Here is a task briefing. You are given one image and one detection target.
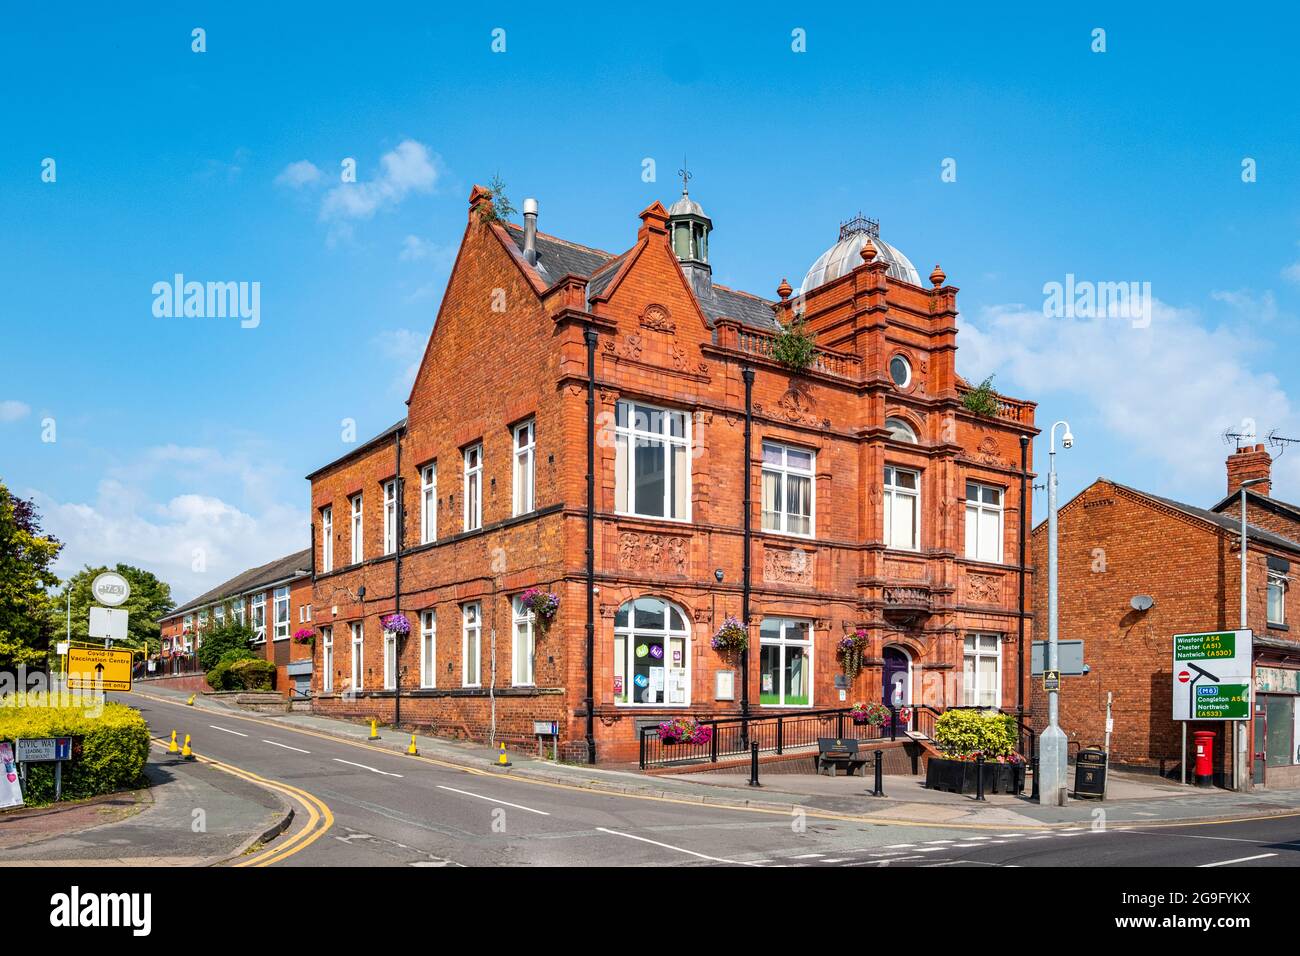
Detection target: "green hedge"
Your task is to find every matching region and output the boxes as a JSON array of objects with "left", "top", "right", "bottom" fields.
[
  {"left": 933, "top": 709, "right": 1019, "bottom": 758},
  {"left": 0, "top": 693, "right": 151, "bottom": 804},
  {"left": 209, "top": 655, "right": 275, "bottom": 691}
]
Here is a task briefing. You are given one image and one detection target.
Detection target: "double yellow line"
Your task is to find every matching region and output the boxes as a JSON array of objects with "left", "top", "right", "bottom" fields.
[{"left": 149, "top": 738, "right": 333, "bottom": 866}]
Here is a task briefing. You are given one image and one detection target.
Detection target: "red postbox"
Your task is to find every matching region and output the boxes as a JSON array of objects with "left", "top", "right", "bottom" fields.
[{"left": 1194, "top": 730, "right": 1215, "bottom": 786}]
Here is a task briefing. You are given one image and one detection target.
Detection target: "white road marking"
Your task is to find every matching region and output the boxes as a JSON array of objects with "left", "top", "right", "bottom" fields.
[
  {"left": 995, "top": 833, "right": 1024, "bottom": 837},
  {"left": 208, "top": 724, "right": 248, "bottom": 737},
  {"left": 923, "top": 839, "right": 954, "bottom": 844},
  {"left": 1198, "top": 853, "right": 1277, "bottom": 868},
  {"left": 791, "top": 852, "right": 825, "bottom": 859},
  {"left": 1024, "top": 836, "right": 1052, "bottom": 840},
  {"left": 883, "top": 843, "right": 916, "bottom": 849},
  {"left": 333, "top": 758, "right": 403, "bottom": 777},
  {"left": 436, "top": 785, "right": 548, "bottom": 815},
  {"left": 263, "top": 739, "right": 310, "bottom": 753},
  {"left": 595, "top": 827, "right": 762, "bottom": 866},
  {"left": 821, "top": 858, "right": 848, "bottom": 863},
  {"left": 914, "top": 847, "right": 947, "bottom": 853}
]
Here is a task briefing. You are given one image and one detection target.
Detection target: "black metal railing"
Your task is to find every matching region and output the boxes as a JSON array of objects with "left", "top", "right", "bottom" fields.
[{"left": 640, "top": 704, "right": 915, "bottom": 770}]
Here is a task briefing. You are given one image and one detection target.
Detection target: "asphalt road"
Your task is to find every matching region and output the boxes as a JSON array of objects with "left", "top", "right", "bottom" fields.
[{"left": 118, "top": 691, "right": 1300, "bottom": 868}]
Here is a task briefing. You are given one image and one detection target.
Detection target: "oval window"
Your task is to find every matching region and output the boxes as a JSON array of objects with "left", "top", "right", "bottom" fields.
[{"left": 889, "top": 355, "right": 912, "bottom": 388}]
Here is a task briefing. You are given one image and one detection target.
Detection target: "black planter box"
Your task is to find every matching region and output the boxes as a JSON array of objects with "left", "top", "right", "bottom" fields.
[{"left": 925, "top": 756, "right": 1025, "bottom": 794}]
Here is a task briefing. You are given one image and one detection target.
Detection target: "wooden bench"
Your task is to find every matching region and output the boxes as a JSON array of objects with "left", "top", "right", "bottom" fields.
[{"left": 814, "top": 737, "right": 870, "bottom": 777}]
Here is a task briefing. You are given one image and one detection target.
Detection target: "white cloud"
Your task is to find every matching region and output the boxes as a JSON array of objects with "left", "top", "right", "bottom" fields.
[
  {"left": 372, "top": 329, "right": 428, "bottom": 395},
  {"left": 30, "top": 443, "right": 305, "bottom": 604},
  {"left": 959, "top": 296, "right": 1299, "bottom": 492},
  {"left": 275, "top": 159, "right": 323, "bottom": 188},
  {"left": 399, "top": 234, "right": 441, "bottom": 262},
  {"left": 1283, "top": 261, "right": 1300, "bottom": 284},
  {"left": 0, "top": 400, "right": 31, "bottom": 422},
  {"left": 1211, "top": 288, "right": 1279, "bottom": 323},
  {"left": 320, "top": 140, "right": 439, "bottom": 223}
]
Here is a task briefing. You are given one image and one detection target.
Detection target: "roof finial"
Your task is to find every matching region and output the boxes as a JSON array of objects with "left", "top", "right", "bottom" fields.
[
  {"left": 929, "top": 263, "right": 946, "bottom": 288},
  {"left": 677, "top": 158, "right": 693, "bottom": 195}
]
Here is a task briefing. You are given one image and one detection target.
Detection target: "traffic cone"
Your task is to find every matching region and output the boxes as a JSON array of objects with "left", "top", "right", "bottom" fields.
[
  {"left": 168, "top": 730, "right": 179, "bottom": 754},
  {"left": 406, "top": 733, "right": 419, "bottom": 756},
  {"left": 181, "top": 734, "right": 194, "bottom": 760},
  {"left": 186, "top": 694, "right": 195, "bottom": 706},
  {"left": 497, "top": 742, "right": 511, "bottom": 767},
  {"left": 368, "top": 718, "right": 380, "bottom": 741}
]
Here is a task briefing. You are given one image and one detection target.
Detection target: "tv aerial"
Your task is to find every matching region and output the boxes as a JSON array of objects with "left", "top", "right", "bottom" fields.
[
  {"left": 1221, "top": 426, "right": 1255, "bottom": 447},
  {"left": 1266, "top": 429, "right": 1300, "bottom": 458}
]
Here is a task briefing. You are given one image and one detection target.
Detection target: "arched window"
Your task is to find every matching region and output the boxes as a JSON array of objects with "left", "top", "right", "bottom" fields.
[
  {"left": 885, "top": 417, "right": 917, "bottom": 443},
  {"left": 613, "top": 597, "right": 690, "bottom": 706}
]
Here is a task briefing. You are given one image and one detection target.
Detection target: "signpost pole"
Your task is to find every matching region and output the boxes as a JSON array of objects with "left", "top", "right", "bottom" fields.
[
  {"left": 1040, "top": 422, "right": 1073, "bottom": 806},
  {"left": 1236, "top": 480, "right": 1266, "bottom": 791}
]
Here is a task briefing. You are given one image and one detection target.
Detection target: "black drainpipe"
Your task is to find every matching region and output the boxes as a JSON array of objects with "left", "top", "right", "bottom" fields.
[
  {"left": 394, "top": 428, "right": 404, "bottom": 729},
  {"left": 1017, "top": 434, "right": 1029, "bottom": 722},
  {"left": 584, "top": 326, "right": 599, "bottom": 764},
  {"left": 741, "top": 367, "right": 755, "bottom": 731}
]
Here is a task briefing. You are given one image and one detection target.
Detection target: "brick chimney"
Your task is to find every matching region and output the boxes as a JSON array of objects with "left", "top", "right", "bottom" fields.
[{"left": 1227, "top": 443, "right": 1272, "bottom": 497}]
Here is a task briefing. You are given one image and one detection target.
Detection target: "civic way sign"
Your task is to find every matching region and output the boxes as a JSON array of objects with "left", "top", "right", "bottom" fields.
[
  {"left": 1172, "top": 629, "right": 1252, "bottom": 721},
  {"left": 66, "top": 646, "right": 133, "bottom": 692}
]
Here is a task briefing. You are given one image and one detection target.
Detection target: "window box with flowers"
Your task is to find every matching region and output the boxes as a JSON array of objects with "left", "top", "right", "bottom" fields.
[
  {"left": 657, "top": 716, "right": 713, "bottom": 746},
  {"left": 292, "top": 628, "right": 316, "bottom": 648}
]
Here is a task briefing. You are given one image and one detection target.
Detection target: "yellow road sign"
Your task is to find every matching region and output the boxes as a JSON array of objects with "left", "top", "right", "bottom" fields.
[{"left": 66, "top": 646, "right": 133, "bottom": 691}]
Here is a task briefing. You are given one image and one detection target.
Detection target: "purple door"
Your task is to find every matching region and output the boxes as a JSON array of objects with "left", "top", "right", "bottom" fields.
[{"left": 882, "top": 646, "right": 910, "bottom": 733}]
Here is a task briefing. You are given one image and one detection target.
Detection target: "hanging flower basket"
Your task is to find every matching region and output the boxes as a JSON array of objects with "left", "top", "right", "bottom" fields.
[
  {"left": 837, "top": 629, "right": 869, "bottom": 681},
  {"left": 849, "top": 701, "right": 889, "bottom": 726},
  {"left": 657, "top": 716, "right": 713, "bottom": 746},
  {"left": 519, "top": 587, "right": 560, "bottom": 635},
  {"left": 710, "top": 616, "right": 748, "bottom": 654},
  {"left": 292, "top": 628, "right": 316, "bottom": 647},
  {"left": 381, "top": 613, "right": 412, "bottom": 637}
]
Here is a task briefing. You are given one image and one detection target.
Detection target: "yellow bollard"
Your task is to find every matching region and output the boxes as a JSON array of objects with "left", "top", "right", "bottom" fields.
[
  {"left": 368, "top": 718, "right": 380, "bottom": 741},
  {"left": 406, "top": 733, "right": 419, "bottom": 756},
  {"left": 181, "top": 734, "right": 194, "bottom": 760},
  {"left": 168, "top": 730, "right": 179, "bottom": 754},
  {"left": 186, "top": 694, "right": 195, "bottom": 706},
  {"left": 497, "top": 742, "right": 511, "bottom": 767}
]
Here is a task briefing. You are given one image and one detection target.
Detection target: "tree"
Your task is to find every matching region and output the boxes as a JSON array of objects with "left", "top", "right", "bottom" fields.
[
  {"left": 196, "top": 618, "right": 256, "bottom": 672},
  {"left": 54, "top": 564, "right": 175, "bottom": 656},
  {"left": 0, "top": 480, "right": 63, "bottom": 669}
]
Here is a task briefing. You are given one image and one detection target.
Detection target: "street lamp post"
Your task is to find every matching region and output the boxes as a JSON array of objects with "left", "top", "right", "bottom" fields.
[
  {"left": 1041, "top": 420, "right": 1074, "bottom": 806},
  {"left": 1237, "top": 476, "right": 1267, "bottom": 792}
]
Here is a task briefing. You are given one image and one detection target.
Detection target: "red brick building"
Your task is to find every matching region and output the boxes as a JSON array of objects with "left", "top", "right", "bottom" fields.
[
  {"left": 157, "top": 550, "right": 314, "bottom": 697},
  {"left": 1028, "top": 445, "right": 1300, "bottom": 788},
  {"left": 306, "top": 182, "right": 1038, "bottom": 762}
]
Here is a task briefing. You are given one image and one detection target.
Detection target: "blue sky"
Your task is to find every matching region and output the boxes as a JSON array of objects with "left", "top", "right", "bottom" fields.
[{"left": 3, "top": 3, "right": 1299, "bottom": 602}]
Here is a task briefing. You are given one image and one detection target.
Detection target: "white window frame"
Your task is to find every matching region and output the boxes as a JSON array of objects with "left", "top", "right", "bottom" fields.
[
  {"left": 883, "top": 465, "right": 921, "bottom": 552},
  {"left": 350, "top": 494, "right": 363, "bottom": 564},
  {"left": 1268, "top": 571, "right": 1288, "bottom": 626},
  {"left": 511, "top": 596, "right": 535, "bottom": 687},
  {"left": 513, "top": 420, "right": 536, "bottom": 516},
  {"left": 232, "top": 601, "right": 245, "bottom": 626},
  {"left": 322, "top": 626, "right": 334, "bottom": 692},
  {"left": 183, "top": 614, "right": 193, "bottom": 633},
  {"left": 614, "top": 400, "right": 692, "bottom": 521},
  {"left": 464, "top": 444, "right": 483, "bottom": 532},
  {"left": 383, "top": 628, "right": 397, "bottom": 691},
  {"left": 964, "top": 480, "right": 1004, "bottom": 564},
  {"left": 421, "top": 463, "right": 437, "bottom": 544},
  {"left": 382, "top": 480, "right": 397, "bottom": 555},
  {"left": 251, "top": 594, "right": 266, "bottom": 643},
  {"left": 889, "top": 354, "right": 912, "bottom": 389},
  {"left": 761, "top": 440, "right": 815, "bottom": 538},
  {"left": 214, "top": 605, "right": 225, "bottom": 626},
  {"left": 462, "top": 602, "right": 482, "bottom": 687},
  {"left": 420, "top": 610, "right": 436, "bottom": 688},
  {"left": 273, "top": 585, "right": 290, "bottom": 640},
  {"left": 885, "top": 417, "right": 917, "bottom": 443},
  {"left": 758, "top": 617, "right": 814, "bottom": 708},
  {"left": 612, "top": 597, "right": 691, "bottom": 707},
  {"left": 350, "top": 622, "right": 364, "bottom": 692},
  {"left": 962, "top": 633, "right": 1002, "bottom": 708},
  {"left": 321, "top": 505, "right": 333, "bottom": 573}
]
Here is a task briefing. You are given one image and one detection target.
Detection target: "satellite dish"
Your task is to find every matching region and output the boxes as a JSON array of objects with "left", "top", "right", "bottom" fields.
[{"left": 1130, "top": 594, "right": 1154, "bottom": 611}]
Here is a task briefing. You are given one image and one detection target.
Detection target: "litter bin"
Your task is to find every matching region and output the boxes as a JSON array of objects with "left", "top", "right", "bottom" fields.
[{"left": 1073, "top": 748, "right": 1107, "bottom": 799}]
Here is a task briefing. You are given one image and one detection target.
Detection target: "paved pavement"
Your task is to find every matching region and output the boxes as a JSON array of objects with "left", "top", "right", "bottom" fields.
[{"left": 100, "top": 686, "right": 1300, "bottom": 867}]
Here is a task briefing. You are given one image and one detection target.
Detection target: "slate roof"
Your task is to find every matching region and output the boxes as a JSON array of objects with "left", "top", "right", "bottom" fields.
[
  {"left": 1104, "top": 480, "right": 1300, "bottom": 555},
  {"left": 162, "top": 549, "right": 312, "bottom": 621},
  {"left": 504, "top": 223, "right": 615, "bottom": 286}
]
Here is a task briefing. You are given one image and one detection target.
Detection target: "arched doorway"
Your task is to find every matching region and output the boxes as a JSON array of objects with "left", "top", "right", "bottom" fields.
[{"left": 882, "top": 645, "right": 912, "bottom": 708}]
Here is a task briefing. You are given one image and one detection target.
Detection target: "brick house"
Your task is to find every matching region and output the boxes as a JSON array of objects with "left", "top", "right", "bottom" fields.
[
  {"left": 1028, "top": 445, "right": 1300, "bottom": 788},
  {"left": 305, "top": 181, "right": 1038, "bottom": 763},
  {"left": 158, "top": 549, "right": 314, "bottom": 696}
]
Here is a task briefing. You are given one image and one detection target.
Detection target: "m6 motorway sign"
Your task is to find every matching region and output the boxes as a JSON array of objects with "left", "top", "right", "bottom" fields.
[{"left": 1172, "top": 629, "right": 1251, "bottom": 721}]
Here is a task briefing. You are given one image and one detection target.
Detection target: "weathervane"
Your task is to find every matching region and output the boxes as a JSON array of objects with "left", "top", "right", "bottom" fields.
[{"left": 677, "top": 159, "right": 692, "bottom": 195}]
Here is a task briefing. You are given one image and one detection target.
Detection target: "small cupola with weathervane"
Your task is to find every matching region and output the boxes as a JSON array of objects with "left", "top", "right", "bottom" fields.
[{"left": 667, "top": 164, "right": 713, "bottom": 301}]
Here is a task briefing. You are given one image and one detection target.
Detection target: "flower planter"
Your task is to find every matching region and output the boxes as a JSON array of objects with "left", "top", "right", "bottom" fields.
[{"left": 925, "top": 756, "right": 1024, "bottom": 795}]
